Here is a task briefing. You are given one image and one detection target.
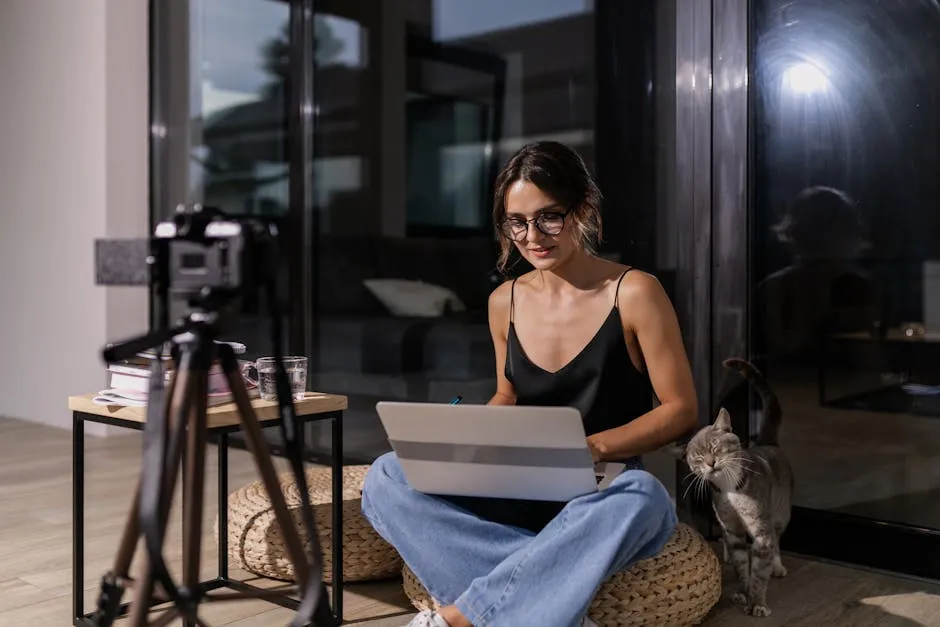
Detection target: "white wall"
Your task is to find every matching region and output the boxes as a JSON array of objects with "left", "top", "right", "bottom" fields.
[{"left": 0, "top": 0, "right": 149, "bottom": 434}]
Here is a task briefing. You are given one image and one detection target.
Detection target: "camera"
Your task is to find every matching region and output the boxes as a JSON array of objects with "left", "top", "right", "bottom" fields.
[
  {"left": 156, "top": 218, "right": 245, "bottom": 297},
  {"left": 95, "top": 203, "right": 268, "bottom": 305}
]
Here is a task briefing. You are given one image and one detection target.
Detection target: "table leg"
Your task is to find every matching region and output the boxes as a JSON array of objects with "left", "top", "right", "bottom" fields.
[
  {"left": 73, "top": 411, "right": 85, "bottom": 622},
  {"left": 332, "top": 413, "right": 343, "bottom": 623},
  {"left": 218, "top": 433, "right": 229, "bottom": 580}
]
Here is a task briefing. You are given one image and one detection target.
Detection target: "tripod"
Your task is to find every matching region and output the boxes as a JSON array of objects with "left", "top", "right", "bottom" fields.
[{"left": 88, "top": 306, "right": 335, "bottom": 627}]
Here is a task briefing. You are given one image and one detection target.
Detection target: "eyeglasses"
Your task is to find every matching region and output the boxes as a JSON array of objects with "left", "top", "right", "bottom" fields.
[{"left": 499, "top": 212, "right": 567, "bottom": 242}]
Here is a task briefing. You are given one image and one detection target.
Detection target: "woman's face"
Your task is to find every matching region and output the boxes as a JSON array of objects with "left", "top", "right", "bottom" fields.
[{"left": 502, "top": 179, "right": 579, "bottom": 270}]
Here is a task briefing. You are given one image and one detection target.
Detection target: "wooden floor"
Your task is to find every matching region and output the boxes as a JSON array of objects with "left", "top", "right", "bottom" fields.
[{"left": 4, "top": 416, "right": 940, "bottom": 626}]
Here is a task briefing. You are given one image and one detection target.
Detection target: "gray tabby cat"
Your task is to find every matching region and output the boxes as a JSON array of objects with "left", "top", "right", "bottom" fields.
[{"left": 675, "top": 358, "right": 793, "bottom": 617}]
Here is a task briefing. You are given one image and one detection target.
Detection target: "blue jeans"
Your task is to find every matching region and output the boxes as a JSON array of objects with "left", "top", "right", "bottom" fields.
[{"left": 361, "top": 452, "right": 677, "bottom": 627}]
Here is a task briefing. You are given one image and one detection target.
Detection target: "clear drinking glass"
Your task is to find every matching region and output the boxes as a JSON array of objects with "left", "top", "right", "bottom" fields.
[{"left": 254, "top": 356, "right": 307, "bottom": 401}]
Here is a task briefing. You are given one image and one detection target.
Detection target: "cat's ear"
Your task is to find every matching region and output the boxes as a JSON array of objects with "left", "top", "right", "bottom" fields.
[{"left": 713, "top": 407, "right": 733, "bottom": 432}]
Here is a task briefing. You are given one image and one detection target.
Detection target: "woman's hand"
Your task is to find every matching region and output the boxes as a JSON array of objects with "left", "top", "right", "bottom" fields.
[{"left": 587, "top": 435, "right": 605, "bottom": 462}]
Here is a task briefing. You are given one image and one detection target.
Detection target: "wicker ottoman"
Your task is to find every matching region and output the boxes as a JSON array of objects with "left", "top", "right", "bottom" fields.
[
  {"left": 402, "top": 523, "right": 721, "bottom": 627},
  {"left": 218, "top": 464, "right": 401, "bottom": 583}
]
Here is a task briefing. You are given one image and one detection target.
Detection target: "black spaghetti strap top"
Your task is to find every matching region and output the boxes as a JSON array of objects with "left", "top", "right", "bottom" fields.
[
  {"left": 505, "top": 268, "right": 654, "bottom": 464},
  {"left": 439, "top": 270, "right": 653, "bottom": 532}
]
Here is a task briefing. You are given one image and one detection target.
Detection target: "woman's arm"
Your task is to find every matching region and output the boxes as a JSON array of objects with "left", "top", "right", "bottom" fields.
[
  {"left": 588, "top": 271, "right": 698, "bottom": 461},
  {"left": 487, "top": 281, "right": 518, "bottom": 406}
]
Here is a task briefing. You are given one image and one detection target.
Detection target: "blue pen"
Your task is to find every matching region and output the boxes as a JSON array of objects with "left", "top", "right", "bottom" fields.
[{"left": 449, "top": 395, "right": 463, "bottom": 404}]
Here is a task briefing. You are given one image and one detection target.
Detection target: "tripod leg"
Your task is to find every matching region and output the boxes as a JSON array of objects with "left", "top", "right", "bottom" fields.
[
  {"left": 216, "top": 359, "right": 310, "bottom": 589},
  {"left": 90, "top": 486, "right": 142, "bottom": 626},
  {"left": 127, "top": 366, "right": 196, "bottom": 626},
  {"left": 116, "top": 367, "right": 177, "bottom": 578},
  {"left": 182, "top": 369, "right": 209, "bottom": 623},
  {"left": 90, "top": 373, "right": 180, "bottom": 626},
  {"left": 114, "top": 488, "right": 143, "bottom": 577}
]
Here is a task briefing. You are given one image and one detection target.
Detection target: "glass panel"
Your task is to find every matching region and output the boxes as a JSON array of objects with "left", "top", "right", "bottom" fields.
[
  {"left": 152, "top": 0, "right": 291, "bottom": 362},
  {"left": 151, "top": 0, "right": 302, "bottom": 459},
  {"left": 406, "top": 93, "right": 489, "bottom": 230},
  {"left": 193, "top": 0, "right": 290, "bottom": 218},
  {"left": 310, "top": 0, "right": 600, "bottom": 462},
  {"left": 751, "top": 0, "right": 940, "bottom": 527}
]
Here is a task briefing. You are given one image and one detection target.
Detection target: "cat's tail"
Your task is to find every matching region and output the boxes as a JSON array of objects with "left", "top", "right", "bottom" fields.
[{"left": 722, "top": 357, "right": 782, "bottom": 446}]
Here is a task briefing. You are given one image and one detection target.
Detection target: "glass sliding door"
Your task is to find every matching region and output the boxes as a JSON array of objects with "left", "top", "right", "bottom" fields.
[
  {"left": 149, "top": 0, "right": 689, "bottom": 501},
  {"left": 748, "top": 0, "right": 940, "bottom": 576},
  {"left": 305, "top": 0, "right": 669, "bottom": 466},
  {"left": 150, "top": 0, "right": 294, "bottom": 361},
  {"left": 306, "top": 0, "right": 600, "bottom": 463},
  {"left": 150, "top": 0, "right": 308, "bottom": 458}
]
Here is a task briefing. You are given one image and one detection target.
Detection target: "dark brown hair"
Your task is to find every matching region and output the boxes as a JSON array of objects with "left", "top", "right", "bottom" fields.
[{"left": 492, "top": 141, "right": 602, "bottom": 272}]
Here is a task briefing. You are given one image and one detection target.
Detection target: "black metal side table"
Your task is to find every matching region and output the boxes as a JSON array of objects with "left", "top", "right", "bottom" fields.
[{"left": 70, "top": 391, "right": 346, "bottom": 626}]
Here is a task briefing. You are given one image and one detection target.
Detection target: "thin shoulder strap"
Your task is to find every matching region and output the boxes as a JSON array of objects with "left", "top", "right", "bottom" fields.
[
  {"left": 509, "top": 278, "right": 518, "bottom": 322},
  {"left": 613, "top": 267, "right": 633, "bottom": 309}
]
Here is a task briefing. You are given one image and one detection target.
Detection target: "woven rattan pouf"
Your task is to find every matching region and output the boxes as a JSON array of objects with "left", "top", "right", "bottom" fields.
[
  {"left": 218, "top": 464, "right": 401, "bottom": 583},
  {"left": 402, "top": 522, "right": 721, "bottom": 627}
]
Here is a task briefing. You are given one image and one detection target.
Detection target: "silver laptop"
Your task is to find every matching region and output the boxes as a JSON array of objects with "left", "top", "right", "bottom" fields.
[{"left": 375, "top": 401, "right": 599, "bottom": 501}]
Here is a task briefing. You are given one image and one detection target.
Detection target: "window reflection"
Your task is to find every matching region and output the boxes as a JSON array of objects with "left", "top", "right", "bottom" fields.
[
  {"left": 153, "top": 0, "right": 293, "bottom": 362},
  {"left": 186, "top": 6, "right": 363, "bottom": 220},
  {"left": 752, "top": 0, "right": 940, "bottom": 528},
  {"left": 311, "top": 2, "right": 597, "bottom": 462},
  {"left": 432, "top": 0, "right": 591, "bottom": 41},
  {"left": 193, "top": 0, "right": 290, "bottom": 216},
  {"left": 151, "top": 0, "right": 299, "bottom": 457}
]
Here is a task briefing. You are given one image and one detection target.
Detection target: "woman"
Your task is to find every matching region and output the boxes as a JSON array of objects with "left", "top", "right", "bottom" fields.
[{"left": 362, "top": 141, "right": 698, "bottom": 627}]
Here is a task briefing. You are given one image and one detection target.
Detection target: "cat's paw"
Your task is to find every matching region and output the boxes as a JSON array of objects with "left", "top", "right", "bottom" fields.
[
  {"left": 731, "top": 591, "right": 748, "bottom": 606},
  {"left": 748, "top": 604, "right": 772, "bottom": 617},
  {"left": 772, "top": 563, "right": 788, "bottom": 578}
]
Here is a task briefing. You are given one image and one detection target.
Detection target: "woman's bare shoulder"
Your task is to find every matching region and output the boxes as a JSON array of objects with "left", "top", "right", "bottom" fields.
[
  {"left": 616, "top": 268, "right": 671, "bottom": 309},
  {"left": 488, "top": 275, "right": 521, "bottom": 319},
  {"left": 489, "top": 278, "right": 513, "bottom": 308},
  {"left": 510, "top": 270, "right": 541, "bottom": 287},
  {"left": 491, "top": 270, "right": 541, "bottom": 297}
]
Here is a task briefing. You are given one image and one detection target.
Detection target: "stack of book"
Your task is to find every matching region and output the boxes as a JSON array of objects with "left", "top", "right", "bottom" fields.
[{"left": 93, "top": 358, "right": 258, "bottom": 408}]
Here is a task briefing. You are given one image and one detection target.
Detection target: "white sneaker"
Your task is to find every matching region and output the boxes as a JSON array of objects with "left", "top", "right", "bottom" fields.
[
  {"left": 404, "top": 608, "right": 595, "bottom": 626},
  {"left": 404, "top": 609, "right": 451, "bottom": 627}
]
